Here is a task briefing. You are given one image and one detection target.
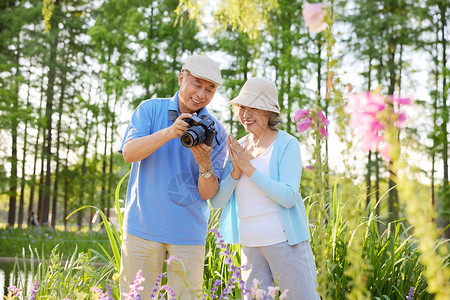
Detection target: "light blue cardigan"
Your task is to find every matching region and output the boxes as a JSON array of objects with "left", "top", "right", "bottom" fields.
[{"left": 210, "top": 130, "right": 310, "bottom": 246}]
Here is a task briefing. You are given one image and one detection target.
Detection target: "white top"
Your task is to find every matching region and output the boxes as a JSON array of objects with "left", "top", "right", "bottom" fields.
[{"left": 235, "top": 140, "right": 287, "bottom": 247}]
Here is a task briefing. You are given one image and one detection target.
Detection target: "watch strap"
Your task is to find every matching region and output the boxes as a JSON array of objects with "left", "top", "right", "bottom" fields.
[{"left": 200, "top": 169, "right": 213, "bottom": 179}]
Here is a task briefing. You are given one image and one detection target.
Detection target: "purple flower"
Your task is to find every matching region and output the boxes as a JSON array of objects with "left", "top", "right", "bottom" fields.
[
  {"left": 123, "top": 269, "right": 145, "bottom": 300},
  {"left": 406, "top": 286, "right": 415, "bottom": 300},
  {"left": 91, "top": 284, "right": 113, "bottom": 300},
  {"left": 160, "top": 285, "right": 177, "bottom": 300},
  {"left": 30, "top": 280, "right": 39, "bottom": 300},
  {"left": 7, "top": 285, "right": 22, "bottom": 298},
  {"left": 150, "top": 273, "right": 167, "bottom": 299},
  {"left": 224, "top": 257, "right": 233, "bottom": 264}
]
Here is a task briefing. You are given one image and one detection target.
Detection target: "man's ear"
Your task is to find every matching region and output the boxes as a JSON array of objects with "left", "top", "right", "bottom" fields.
[{"left": 178, "top": 72, "right": 184, "bottom": 87}]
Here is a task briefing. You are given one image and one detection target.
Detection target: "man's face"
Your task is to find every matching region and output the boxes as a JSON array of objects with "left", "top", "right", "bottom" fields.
[{"left": 178, "top": 71, "right": 217, "bottom": 114}]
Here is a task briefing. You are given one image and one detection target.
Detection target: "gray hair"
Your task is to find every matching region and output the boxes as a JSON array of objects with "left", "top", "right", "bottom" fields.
[{"left": 268, "top": 111, "right": 282, "bottom": 129}]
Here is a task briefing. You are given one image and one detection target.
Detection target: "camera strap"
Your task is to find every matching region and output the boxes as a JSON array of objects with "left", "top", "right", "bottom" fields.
[
  {"left": 214, "top": 131, "right": 220, "bottom": 146},
  {"left": 168, "top": 110, "right": 178, "bottom": 122}
]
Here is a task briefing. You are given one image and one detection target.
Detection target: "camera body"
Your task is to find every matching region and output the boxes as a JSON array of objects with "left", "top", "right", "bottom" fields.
[{"left": 181, "top": 115, "right": 217, "bottom": 148}]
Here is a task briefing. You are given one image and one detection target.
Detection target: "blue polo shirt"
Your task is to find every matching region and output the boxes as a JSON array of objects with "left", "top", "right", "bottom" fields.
[{"left": 119, "top": 91, "right": 227, "bottom": 245}]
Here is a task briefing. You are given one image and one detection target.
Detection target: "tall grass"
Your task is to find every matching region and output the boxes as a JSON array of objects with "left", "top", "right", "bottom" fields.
[
  {"left": 308, "top": 184, "right": 444, "bottom": 300},
  {"left": 4, "top": 174, "right": 449, "bottom": 299}
]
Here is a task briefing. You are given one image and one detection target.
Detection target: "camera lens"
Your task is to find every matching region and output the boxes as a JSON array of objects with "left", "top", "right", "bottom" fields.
[
  {"left": 181, "top": 132, "right": 196, "bottom": 148},
  {"left": 181, "top": 126, "right": 206, "bottom": 148}
]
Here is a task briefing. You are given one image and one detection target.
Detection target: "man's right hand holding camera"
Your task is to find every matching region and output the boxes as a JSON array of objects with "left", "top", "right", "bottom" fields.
[
  {"left": 165, "top": 113, "right": 193, "bottom": 140},
  {"left": 122, "top": 113, "right": 193, "bottom": 163}
]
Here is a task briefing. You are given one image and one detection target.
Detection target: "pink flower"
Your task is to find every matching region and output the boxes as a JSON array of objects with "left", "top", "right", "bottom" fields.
[
  {"left": 7, "top": 286, "right": 22, "bottom": 298},
  {"left": 295, "top": 109, "right": 329, "bottom": 138},
  {"left": 302, "top": 2, "right": 327, "bottom": 33},
  {"left": 317, "top": 110, "right": 330, "bottom": 126},
  {"left": 279, "top": 289, "right": 290, "bottom": 300},
  {"left": 305, "top": 165, "right": 315, "bottom": 170},
  {"left": 349, "top": 112, "right": 384, "bottom": 133},
  {"left": 267, "top": 286, "right": 280, "bottom": 298},
  {"left": 165, "top": 255, "right": 179, "bottom": 265},
  {"left": 345, "top": 92, "right": 385, "bottom": 114},
  {"left": 394, "top": 112, "right": 407, "bottom": 128},
  {"left": 249, "top": 278, "right": 261, "bottom": 297},
  {"left": 360, "top": 133, "right": 383, "bottom": 152},
  {"left": 255, "top": 289, "right": 267, "bottom": 299},
  {"left": 318, "top": 126, "right": 328, "bottom": 138},
  {"left": 296, "top": 117, "right": 312, "bottom": 132},
  {"left": 390, "top": 95, "right": 412, "bottom": 106},
  {"left": 378, "top": 142, "right": 391, "bottom": 161},
  {"left": 295, "top": 109, "right": 310, "bottom": 121},
  {"left": 345, "top": 91, "right": 411, "bottom": 161}
]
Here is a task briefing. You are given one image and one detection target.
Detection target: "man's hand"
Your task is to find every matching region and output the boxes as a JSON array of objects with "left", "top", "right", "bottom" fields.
[
  {"left": 190, "top": 141, "right": 214, "bottom": 173},
  {"left": 165, "top": 113, "right": 192, "bottom": 139},
  {"left": 192, "top": 140, "right": 218, "bottom": 200}
]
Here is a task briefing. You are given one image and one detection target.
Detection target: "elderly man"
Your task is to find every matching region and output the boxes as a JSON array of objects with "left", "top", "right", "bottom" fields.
[{"left": 119, "top": 55, "right": 227, "bottom": 299}]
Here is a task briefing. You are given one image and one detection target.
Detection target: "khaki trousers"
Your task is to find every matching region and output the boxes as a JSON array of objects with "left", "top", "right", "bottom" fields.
[{"left": 119, "top": 232, "right": 205, "bottom": 300}]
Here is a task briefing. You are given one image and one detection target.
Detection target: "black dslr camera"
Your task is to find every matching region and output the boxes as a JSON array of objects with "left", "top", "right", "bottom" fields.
[{"left": 181, "top": 115, "right": 218, "bottom": 148}]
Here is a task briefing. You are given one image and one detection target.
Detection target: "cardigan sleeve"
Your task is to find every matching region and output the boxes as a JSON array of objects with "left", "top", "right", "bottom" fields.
[
  {"left": 209, "top": 157, "right": 239, "bottom": 209},
  {"left": 249, "top": 138, "right": 302, "bottom": 208}
]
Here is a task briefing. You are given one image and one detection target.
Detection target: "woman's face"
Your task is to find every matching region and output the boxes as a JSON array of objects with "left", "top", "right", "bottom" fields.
[{"left": 237, "top": 105, "right": 270, "bottom": 135}]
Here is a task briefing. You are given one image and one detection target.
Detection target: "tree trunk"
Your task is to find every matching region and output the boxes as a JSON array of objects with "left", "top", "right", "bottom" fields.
[
  {"left": 365, "top": 57, "right": 373, "bottom": 207},
  {"left": 51, "top": 70, "right": 66, "bottom": 228},
  {"left": 438, "top": 1, "right": 449, "bottom": 238},
  {"left": 18, "top": 62, "right": 33, "bottom": 228},
  {"left": 37, "top": 130, "right": 46, "bottom": 225},
  {"left": 387, "top": 38, "right": 399, "bottom": 225},
  {"left": 43, "top": 22, "right": 60, "bottom": 226},
  {"left": 7, "top": 49, "right": 20, "bottom": 227},
  {"left": 28, "top": 75, "right": 45, "bottom": 226}
]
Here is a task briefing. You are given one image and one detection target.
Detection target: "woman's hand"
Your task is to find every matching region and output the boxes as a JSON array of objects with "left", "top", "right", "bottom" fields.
[{"left": 227, "top": 135, "right": 256, "bottom": 179}]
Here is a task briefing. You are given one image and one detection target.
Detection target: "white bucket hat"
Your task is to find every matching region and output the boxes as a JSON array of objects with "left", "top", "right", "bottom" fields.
[
  {"left": 182, "top": 54, "right": 223, "bottom": 86},
  {"left": 229, "top": 77, "right": 280, "bottom": 114}
]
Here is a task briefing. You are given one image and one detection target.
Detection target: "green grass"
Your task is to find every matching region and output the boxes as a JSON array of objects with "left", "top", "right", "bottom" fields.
[{"left": 0, "top": 225, "right": 112, "bottom": 259}]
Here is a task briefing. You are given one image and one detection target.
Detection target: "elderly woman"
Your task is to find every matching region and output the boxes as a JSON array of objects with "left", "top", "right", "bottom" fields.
[{"left": 210, "top": 77, "right": 319, "bottom": 299}]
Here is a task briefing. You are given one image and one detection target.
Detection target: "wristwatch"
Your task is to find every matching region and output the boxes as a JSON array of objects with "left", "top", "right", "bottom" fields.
[{"left": 200, "top": 169, "right": 213, "bottom": 179}]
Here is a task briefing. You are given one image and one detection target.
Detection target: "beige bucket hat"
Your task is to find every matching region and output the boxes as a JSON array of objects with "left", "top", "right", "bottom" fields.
[
  {"left": 182, "top": 54, "right": 223, "bottom": 86},
  {"left": 229, "top": 77, "right": 280, "bottom": 114}
]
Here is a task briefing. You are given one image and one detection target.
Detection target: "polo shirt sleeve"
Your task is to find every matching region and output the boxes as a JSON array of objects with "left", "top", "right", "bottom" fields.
[{"left": 118, "top": 102, "right": 153, "bottom": 154}]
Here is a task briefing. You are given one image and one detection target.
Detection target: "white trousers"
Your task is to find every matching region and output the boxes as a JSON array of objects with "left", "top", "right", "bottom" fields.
[{"left": 119, "top": 233, "right": 205, "bottom": 300}]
